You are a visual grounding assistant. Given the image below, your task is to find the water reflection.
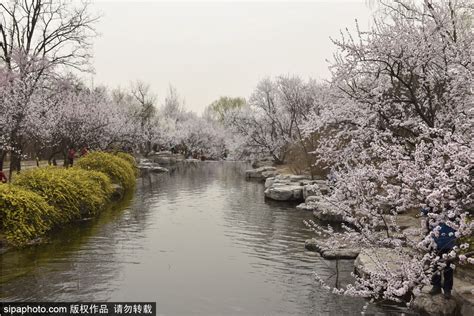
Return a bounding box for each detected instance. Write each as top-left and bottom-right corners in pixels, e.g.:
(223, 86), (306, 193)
(1, 162), (417, 315)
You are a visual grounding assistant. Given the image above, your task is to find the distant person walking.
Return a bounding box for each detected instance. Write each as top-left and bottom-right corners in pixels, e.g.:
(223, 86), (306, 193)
(68, 147), (76, 167)
(0, 170), (7, 183)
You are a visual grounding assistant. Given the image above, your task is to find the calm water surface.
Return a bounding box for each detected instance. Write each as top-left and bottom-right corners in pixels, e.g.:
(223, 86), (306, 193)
(0, 162), (415, 315)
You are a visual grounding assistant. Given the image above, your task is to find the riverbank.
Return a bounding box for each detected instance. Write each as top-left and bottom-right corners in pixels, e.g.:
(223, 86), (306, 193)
(0, 162), (412, 314)
(0, 152), (137, 251)
(245, 163), (474, 316)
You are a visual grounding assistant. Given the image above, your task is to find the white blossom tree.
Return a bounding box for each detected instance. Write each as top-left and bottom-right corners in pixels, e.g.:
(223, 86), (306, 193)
(303, 0), (473, 304)
(226, 76), (322, 165)
(0, 0), (98, 174)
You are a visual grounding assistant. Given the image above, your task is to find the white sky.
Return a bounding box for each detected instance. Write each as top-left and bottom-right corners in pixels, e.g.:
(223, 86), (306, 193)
(89, 0), (373, 112)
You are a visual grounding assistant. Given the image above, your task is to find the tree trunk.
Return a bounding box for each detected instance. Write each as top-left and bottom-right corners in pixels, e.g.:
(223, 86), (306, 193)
(0, 150), (5, 171)
(63, 150), (69, 168)
(8, 150), (22, 181)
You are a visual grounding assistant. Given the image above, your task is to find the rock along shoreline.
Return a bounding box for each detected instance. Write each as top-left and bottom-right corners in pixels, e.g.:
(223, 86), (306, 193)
(245, 163), (474, 316)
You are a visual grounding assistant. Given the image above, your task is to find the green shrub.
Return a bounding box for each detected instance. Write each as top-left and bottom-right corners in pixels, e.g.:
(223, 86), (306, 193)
(114, 152), (139, 176)
(76, 152), (136, 191)
(0, 184), (59, 246)
(13, 167), (113, 222)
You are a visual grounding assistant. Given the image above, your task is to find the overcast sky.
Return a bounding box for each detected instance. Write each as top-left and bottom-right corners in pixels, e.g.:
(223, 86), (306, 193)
(90, 0), (373, 113)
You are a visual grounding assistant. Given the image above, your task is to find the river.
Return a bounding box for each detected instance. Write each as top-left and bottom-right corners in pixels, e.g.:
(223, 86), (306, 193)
(0, 162), (416, 315)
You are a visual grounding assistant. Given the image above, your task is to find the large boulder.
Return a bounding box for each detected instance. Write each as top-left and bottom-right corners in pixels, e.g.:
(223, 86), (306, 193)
(264, 183), (304, 201)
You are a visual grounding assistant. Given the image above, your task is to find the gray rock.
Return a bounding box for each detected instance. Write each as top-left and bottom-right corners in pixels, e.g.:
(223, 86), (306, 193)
(138, 161), (169, 173)
(296, 202), (316, 211)
(452, 276), (474, 316)
(304, 239), (359, 259)
(245, 166), (277, 179)
(261, 170), (279, 179)
(154, 150), (172, 156)
(153, 157), (175, 164)
(111, 183), (124, 200)
(312, 202), (344, 222)
(305, 195), (321, 203)
(354, 248), (409, 278)
(303, 184), (322, 200)
(288, 175), (311, 182)
(264, 183), (304, 201)
(251, 159), (274, 168)
(143, 166), (169, 173)
(322, 249), (360, 260)
(305, 238), (321, 252)
(264, 177), (276, 189)
(412, 288), (457, 316)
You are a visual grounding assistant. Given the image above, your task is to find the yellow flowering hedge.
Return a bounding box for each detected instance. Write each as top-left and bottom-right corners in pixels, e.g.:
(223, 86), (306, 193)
(0, 151), (137, 248)
(114, 152), (139, 177)
(76, 152), (136, 191)
(13, 167), (114, 223)
(0, 184), (59, 246)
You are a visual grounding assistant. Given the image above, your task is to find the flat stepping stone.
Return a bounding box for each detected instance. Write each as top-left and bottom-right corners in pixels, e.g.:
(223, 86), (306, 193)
(304, 238), (359, 260)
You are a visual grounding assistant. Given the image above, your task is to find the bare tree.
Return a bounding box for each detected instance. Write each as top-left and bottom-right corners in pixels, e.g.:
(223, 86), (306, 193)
(162, 84), (185, 122)
(0, 0), (98, 176)
(130, 80), (157, 155)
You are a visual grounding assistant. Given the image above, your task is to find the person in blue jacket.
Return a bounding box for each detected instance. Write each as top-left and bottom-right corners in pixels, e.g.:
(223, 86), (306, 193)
(421, 207), (457, 299)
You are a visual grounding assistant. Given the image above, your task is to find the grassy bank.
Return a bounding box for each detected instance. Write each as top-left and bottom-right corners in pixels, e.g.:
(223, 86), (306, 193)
(0, 152), (137, 248)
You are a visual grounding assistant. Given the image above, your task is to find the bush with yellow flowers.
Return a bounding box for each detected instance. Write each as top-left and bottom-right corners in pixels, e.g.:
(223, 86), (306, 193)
(76, 152), (136, 191)
(0, 184), (59, 246)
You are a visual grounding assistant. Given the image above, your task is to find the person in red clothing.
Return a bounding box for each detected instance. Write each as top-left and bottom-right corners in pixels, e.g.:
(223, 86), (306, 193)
(0, 170), (7, 183)
(67, 147), (76, 167)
